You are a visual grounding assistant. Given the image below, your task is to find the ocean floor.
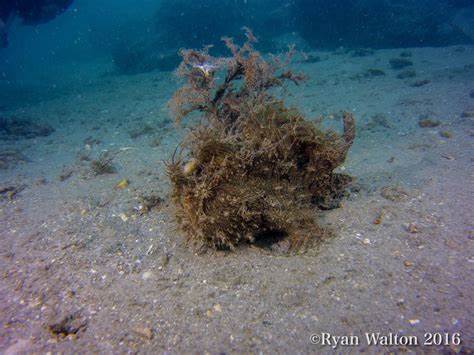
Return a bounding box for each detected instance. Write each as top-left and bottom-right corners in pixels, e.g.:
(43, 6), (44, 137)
(0, 45), (473, 353)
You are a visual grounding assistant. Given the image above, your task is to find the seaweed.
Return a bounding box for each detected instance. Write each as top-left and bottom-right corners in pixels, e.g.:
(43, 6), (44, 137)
(90, 151), (117, 175)
(166, 29), (355, 251)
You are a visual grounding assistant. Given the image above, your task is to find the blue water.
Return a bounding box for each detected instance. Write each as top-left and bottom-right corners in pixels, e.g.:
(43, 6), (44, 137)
(1, 1), (474, 353)
(1, 0), (473, 86)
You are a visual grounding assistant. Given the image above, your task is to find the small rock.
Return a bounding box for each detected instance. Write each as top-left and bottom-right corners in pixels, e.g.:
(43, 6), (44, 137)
(362, 238), (371, 245)
(405, 223), (419, 233)
(470, 89), (474, 98)
(461, 110), (474, 118)
(404, 260), (414, 267)
(408, 319), (420, 325)
(142, 271), (153, 280)
(373, 211), (383, 225)
(213, 304), (222, 312)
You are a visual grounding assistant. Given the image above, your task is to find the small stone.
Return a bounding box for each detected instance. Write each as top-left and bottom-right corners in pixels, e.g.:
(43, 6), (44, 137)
(118, 213), (128, 222)
(405, 223), (419, 233)
(373, 211), (383, 225)
(213, 304), (222, 312)
(408, 319), (420, 325)
(362, 238), (371, 245)
(404, 260), (414, 267)
(461, 110), (474, 118)
(142, 271), (153, 280)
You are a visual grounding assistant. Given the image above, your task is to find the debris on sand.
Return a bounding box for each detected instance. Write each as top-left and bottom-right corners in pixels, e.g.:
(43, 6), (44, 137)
(397, 70), (416, 79)
(350, 48), (374, 57)
(58, 166), (74, 181)
(167, 29), (355, 251)
(418, 118), (440, 128)
(439, 130), (452, 138)
(0, 183), (26, 200)
(135, 192), (163, 214)
(0, 149), (28, 169)
(404, 223), (419, 233)
(365, 113), (392, 131)
(300, 54), (321, 63)
(373, 210), (384, 225)
(132, 326), (153, 340)
(381, 186), (409, 202)
(365, 68), (385, 77)
(48, 313), (87, 338)
(0, 115), (54, 139)
(128, 123), (155, 139)
(90, 151), (117, 175)
(115, 178), (129, 190)
(410, 79), (430, 87)
(389, 58), (413, 70)
(461, 110), (474, 118)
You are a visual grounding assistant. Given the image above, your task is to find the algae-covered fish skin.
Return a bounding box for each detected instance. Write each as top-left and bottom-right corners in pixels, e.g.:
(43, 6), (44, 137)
(167, 29), (355, 251)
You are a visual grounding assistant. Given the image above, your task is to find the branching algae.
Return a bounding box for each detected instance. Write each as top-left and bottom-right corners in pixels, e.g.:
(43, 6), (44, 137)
(167, 29), (355, 251)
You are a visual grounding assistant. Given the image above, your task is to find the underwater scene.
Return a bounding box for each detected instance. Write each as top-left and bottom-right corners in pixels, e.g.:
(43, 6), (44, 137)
(0, 0), (473, 353)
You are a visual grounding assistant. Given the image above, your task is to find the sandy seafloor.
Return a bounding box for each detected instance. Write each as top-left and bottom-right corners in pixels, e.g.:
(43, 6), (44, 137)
(0, 44), (473, 354)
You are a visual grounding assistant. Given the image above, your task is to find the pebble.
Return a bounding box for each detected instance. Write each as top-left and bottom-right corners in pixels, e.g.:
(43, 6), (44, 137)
(408, 319), (420, 325)
(405, 223), (419, 233)
(142, 271), (153, 280)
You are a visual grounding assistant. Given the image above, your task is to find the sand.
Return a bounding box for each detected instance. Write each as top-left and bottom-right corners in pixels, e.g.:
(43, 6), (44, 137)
(0, 44), (473, 353)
